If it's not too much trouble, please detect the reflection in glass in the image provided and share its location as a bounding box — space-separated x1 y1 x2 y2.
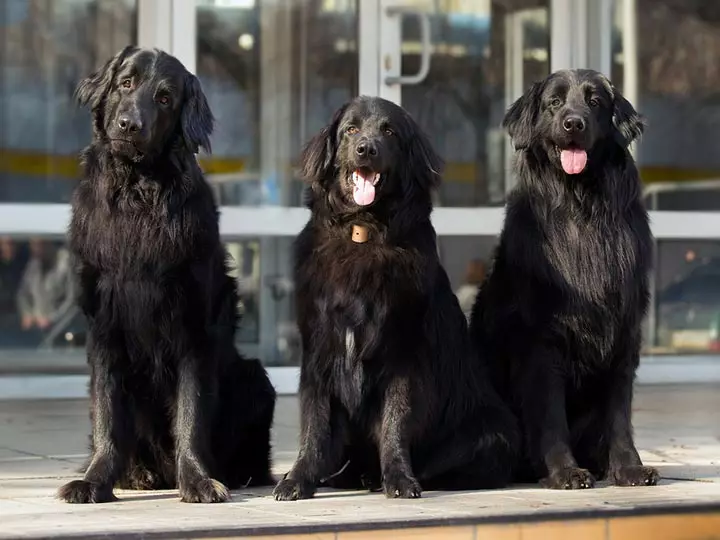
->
0 0 137 203
400 0 550 207
196 0 358 207
615 0 720 211
652 241 720 355
0 237 270 355
0 237 81 349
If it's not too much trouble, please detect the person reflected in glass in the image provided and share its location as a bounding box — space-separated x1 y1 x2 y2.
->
16 238 75 334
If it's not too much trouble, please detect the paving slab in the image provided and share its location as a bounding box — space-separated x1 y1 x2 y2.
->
0 387 718 539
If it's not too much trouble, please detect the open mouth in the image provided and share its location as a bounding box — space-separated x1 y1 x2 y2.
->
555 145 587 175
351 168 381 206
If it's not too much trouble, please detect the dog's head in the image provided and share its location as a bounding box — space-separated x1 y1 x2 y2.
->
76 46 213 161
300 96 442 212
503 69 644 175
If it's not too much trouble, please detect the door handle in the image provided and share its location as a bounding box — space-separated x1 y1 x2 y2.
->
384 6 432 86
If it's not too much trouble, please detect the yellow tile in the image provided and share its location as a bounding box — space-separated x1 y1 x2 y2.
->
608 513 720 540
518 519 606 540
475 523 521 540
339 525 474 540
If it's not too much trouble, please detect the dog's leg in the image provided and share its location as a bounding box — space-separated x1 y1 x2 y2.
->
58 332 130 503
521 346 595 490
175 357 230 503
273 387 347 501
606 361 659 487
377 377 422 499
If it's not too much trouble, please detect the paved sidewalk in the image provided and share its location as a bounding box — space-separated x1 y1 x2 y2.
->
0 385 718 538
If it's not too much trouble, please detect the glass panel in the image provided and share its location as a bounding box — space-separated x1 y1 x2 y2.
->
397 0 550 207
650 240 720 355
0 232 499 368
234 235 502 367
0 235 295 368
615 0 720 211
0 237 79 351
0 0 138 203
440 235 498 319
196 0 358 207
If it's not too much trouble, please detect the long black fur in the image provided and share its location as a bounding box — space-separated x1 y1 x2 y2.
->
470 69 659 489
57 47 276 504
273 96 518 501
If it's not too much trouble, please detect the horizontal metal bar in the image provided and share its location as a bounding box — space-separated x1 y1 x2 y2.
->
1 204 720 240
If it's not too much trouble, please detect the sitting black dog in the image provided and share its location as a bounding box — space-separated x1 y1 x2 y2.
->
57 46 276 504
470 69 659 489
273 96 518 501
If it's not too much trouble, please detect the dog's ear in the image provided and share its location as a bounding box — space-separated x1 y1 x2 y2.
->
300 103 347 184
612 88 645 147
406 126 444 192
181 74 214 154
75 46 136 110
502 81 543 149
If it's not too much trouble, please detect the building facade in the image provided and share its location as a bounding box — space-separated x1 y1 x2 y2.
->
1 0 719 395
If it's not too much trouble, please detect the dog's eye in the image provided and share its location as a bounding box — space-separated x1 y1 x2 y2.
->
157 95 170 106
346 126 358 135
384 127 394 136
589 97 600 108
121 79 132 89
550 98 562 108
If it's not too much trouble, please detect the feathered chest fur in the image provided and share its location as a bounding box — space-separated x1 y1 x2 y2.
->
295 223 429 367
81 202 191 272
540 207 644 303
71 146 216 275
300 229 425 311
73 192 215 277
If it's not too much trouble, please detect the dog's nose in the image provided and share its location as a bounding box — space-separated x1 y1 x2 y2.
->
356 140 378 157
117 115 142 133
563 116 585 133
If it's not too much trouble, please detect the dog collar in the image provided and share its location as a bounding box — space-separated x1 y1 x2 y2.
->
351 224 369 243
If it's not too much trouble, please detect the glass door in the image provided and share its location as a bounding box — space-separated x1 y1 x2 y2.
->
368 0 550 207
358 0 550 335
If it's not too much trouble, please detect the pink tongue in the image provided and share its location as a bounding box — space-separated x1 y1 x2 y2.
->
560 149 588 175
353 171 376 206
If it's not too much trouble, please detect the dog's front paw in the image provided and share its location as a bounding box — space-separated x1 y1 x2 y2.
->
273 477 316 501
179 477 230 503
383 471 422 499
612 466 659 487
540 467 595 490
57 480 117 504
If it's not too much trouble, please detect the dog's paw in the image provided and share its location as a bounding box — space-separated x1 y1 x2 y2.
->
272 477 316 501
118 467 163 490
612 466 660 487
383 472 422 499
540 467 595 490
179 477 230 503
57 480 117 504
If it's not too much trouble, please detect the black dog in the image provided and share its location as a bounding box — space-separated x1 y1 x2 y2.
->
273 96 518 501
470 69 659 489
57 47 276 504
